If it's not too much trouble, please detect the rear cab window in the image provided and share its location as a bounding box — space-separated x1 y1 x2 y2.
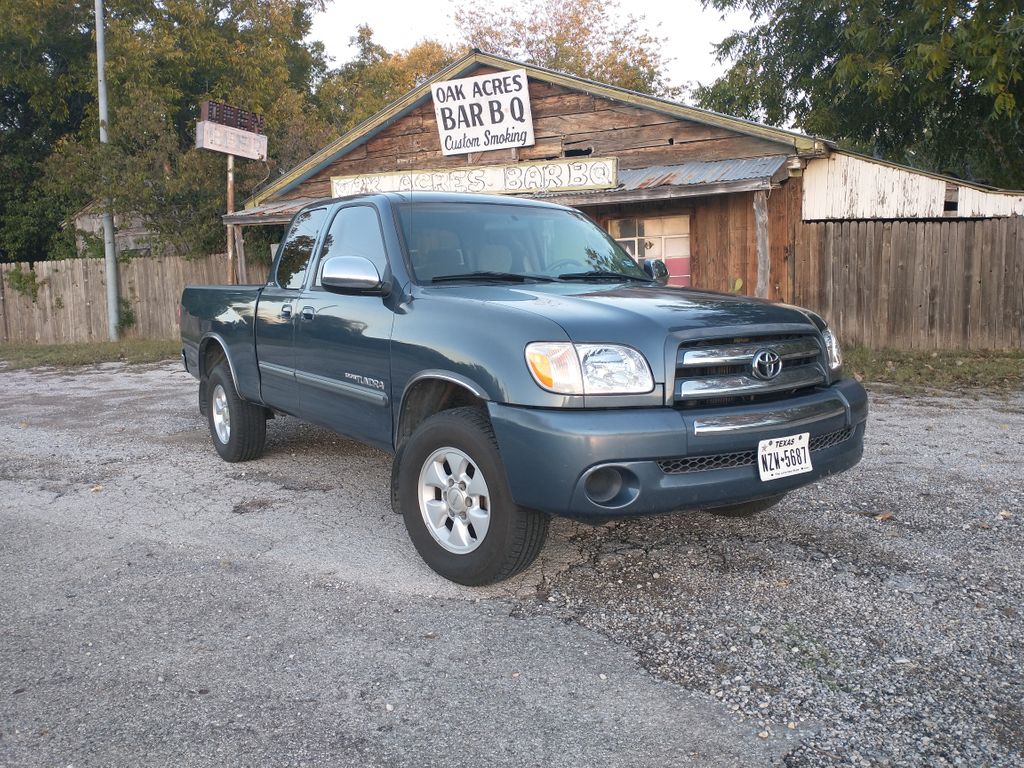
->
275 207 328 289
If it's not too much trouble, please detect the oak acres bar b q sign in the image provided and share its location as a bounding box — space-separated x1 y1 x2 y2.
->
431 68 535 156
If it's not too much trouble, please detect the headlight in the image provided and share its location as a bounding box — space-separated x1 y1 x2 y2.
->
525 342 654 395
821 328 843 371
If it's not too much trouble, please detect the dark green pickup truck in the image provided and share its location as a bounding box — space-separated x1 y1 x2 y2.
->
180 192 867 585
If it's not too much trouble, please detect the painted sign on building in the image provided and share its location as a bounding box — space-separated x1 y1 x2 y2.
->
430 69 535 156
331 157 618 197
195 121 268 161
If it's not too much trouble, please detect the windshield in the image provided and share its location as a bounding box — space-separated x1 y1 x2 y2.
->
395 202 650 283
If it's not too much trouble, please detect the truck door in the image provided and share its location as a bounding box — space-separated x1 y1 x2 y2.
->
293 204 395 449
255 206 328 414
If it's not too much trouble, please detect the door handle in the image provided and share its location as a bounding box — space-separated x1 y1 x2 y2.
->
280 304 293 318
300 306 316 321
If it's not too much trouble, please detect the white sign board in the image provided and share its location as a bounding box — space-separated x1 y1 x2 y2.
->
195 120 268 161
431 69 535 156
331 157 618 197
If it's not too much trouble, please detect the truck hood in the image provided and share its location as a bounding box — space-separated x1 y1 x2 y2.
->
421 282 818 340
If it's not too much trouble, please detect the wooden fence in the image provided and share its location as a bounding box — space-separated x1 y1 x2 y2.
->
0 253 227 344
792 216 1023 350
2 216 1022 349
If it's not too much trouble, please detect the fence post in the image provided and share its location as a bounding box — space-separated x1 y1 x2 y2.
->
0 264 9 344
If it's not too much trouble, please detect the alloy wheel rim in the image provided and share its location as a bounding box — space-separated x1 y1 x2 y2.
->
212 384 231 444
417 446 491 555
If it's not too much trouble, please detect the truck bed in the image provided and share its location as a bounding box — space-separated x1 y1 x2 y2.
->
180 285 264 404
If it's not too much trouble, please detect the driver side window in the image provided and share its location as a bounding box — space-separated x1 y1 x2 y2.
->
315 205 388 284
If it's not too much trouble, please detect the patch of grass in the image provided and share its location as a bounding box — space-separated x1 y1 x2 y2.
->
844 346 1024 393
0 339 181 370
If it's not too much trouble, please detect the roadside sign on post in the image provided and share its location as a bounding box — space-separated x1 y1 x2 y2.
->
196 121 267 160
196 101 267 284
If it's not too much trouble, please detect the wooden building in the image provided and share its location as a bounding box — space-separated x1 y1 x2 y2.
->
229 51 1024 351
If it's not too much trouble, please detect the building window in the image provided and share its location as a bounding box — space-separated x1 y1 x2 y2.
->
608 215 690 286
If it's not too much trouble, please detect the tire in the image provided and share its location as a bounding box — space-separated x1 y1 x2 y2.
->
395 407 549 586
206 360 267 462
706 494 785 518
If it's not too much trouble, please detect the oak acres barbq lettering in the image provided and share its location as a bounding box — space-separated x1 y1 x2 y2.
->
431 69 536 156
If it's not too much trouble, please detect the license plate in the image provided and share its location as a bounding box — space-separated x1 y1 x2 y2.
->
757 432 812 481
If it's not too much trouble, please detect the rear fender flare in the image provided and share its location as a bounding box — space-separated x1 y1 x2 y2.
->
198 333 242 393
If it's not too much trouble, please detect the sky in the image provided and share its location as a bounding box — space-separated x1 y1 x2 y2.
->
309 0 754 91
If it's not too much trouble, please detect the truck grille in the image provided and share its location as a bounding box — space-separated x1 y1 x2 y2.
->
673 334 826 408
657 427 853 474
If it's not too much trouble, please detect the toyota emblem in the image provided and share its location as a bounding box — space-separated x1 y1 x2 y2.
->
751 349 783 380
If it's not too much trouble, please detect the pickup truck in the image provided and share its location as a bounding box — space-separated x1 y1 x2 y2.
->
180 192 867 585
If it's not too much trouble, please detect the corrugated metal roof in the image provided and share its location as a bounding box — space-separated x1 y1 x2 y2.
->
223 197 323 225
617 156 789 190
228 157 791 225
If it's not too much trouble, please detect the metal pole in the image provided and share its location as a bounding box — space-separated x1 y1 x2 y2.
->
94 0 119 340
226 154 235 284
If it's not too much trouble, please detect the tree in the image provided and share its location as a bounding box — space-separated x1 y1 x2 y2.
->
695 0 1024 188
316 27 462 134
0 0 331 262
0 0 97 262
454 0 678 97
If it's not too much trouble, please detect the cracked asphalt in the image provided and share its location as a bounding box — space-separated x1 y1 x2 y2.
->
1 361 1022 767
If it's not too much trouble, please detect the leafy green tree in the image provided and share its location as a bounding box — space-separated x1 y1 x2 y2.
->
696 0 1024 188
316 26 462 133
0 0 96 262
0 0 331 262
454 0 678 97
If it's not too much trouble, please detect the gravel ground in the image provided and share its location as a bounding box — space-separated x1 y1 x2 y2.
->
527 389 1024 766
0 361 1021 766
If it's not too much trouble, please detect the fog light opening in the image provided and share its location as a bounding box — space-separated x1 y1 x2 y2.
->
585 467 623 505
582 466 640 509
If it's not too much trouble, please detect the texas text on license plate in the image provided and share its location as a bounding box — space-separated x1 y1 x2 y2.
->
757 432 812 481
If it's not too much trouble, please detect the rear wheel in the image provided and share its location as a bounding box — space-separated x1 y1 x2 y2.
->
206 361 266 462
396 407 548 586
706 494 785 518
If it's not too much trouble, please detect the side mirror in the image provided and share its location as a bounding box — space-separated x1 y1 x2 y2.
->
320 256 388 295
642 258 670 285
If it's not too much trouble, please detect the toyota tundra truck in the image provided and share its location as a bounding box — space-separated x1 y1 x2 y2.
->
180 192 867 585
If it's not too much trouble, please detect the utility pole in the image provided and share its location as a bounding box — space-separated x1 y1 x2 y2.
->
94 0 119 340
226 154 235 284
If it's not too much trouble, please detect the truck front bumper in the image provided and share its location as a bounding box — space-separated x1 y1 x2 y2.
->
487 378 867 518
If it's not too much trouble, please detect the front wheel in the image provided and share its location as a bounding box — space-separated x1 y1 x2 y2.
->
395 407 548 586
206 361 267 462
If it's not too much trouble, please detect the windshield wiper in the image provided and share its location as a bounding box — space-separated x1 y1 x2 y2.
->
431 271 557 284
556 270 653 282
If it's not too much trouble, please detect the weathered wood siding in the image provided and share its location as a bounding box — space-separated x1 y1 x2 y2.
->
0 253 226 344
958 187 1024 218
791 216 1024 350
588 180 801 302
804 152 1024 220
803 153 948 219
280 70 792 201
